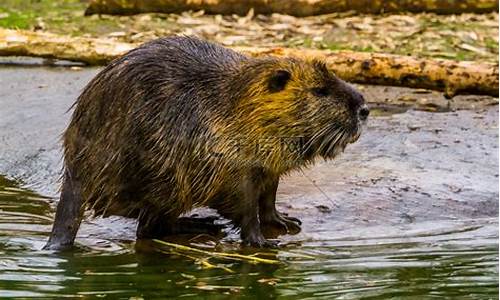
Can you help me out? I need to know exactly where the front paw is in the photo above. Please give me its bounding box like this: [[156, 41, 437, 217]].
[[261, 212, 301, 237], [279, 212, 302, 225]]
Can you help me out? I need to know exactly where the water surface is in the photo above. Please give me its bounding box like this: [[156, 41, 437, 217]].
[[0, 177, 497, 299], [0, 64, 498, 298]]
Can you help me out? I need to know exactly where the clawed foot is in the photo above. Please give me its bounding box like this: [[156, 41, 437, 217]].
[[261, 211, 301, 238]]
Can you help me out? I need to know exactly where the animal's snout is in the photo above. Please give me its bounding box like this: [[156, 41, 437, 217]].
[[358, 105, 370, 121]]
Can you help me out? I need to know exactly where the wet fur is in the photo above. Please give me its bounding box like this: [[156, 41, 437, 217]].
[[45, 36, 366, 249]]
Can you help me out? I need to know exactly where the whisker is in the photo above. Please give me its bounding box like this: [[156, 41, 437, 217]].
[[319, 127, 341, 154], [325, 129, 344, 154], [303, 124, 332, 154]]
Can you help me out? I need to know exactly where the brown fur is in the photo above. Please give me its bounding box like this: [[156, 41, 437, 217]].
[[45, 36, 368, 249]]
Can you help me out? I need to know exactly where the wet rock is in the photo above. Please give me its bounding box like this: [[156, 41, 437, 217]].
[[0, 64, 497, 243]]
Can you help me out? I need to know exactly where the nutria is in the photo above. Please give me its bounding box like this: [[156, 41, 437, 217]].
[[44, 36, 369, 250]]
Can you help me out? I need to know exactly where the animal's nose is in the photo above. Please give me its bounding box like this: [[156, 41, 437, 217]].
[[358, 105, 370, 121]]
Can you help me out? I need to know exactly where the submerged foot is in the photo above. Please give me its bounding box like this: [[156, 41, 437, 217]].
[[242, 231, 279, 248], [171, 216, 225, 236], [137, 216, 224, 239]]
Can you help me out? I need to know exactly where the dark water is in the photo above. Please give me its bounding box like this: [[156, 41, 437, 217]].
[[0, 176, 497, 299]]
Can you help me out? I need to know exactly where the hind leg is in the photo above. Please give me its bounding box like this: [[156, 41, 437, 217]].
[[137, 212, 224, 239], [259, 176, 301, 237], [43, 169, 84, 250]]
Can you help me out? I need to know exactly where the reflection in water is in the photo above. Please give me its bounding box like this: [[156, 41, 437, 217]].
[[0, 176, 497, 298]]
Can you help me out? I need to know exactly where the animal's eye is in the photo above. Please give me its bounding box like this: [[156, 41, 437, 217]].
[[311, 87, 330, 97]]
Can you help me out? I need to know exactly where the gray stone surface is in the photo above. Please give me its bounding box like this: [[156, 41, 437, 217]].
[[0, 61, 498, 245]]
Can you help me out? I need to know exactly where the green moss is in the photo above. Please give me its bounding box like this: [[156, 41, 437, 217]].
[[302, 37, 313, 48], [0, 9, 32, 29], [0, 0, 84, 29], [0, 0, 121, 35], [484, 37, 499, 51], [353, 45, 374, 52], [454, 52, 467, 61], [324, 43, 350, 51]]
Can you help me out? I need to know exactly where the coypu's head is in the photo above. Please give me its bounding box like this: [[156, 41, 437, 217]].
[[236, 57, 369, 163]]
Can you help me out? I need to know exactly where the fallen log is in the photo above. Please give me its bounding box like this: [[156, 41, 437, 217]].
[[0, 29, 136, 65], [0, 29, 497, 98], [239, 47, 499, 98], [85, 0, 499, 16]]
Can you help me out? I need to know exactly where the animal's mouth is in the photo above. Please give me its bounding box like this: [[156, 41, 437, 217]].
[[348, 128, 361, 144], [303, 119, 364, 160], [348, 117, 367, 144]]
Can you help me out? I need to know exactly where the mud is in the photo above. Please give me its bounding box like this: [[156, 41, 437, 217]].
[[0, 58, 498, 246]]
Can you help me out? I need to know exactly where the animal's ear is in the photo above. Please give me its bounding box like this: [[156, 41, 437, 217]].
[[268, 70, 291, 93]]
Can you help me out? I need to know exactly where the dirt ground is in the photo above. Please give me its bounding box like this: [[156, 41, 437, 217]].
[[1, 0, 498, 63], [0, 58, 497, 246]]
